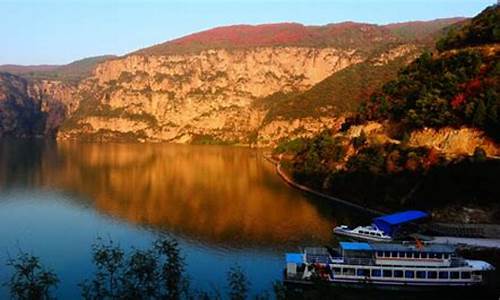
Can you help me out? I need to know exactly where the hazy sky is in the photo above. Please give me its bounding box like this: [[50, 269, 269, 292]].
[[0, 0, 495, 65]]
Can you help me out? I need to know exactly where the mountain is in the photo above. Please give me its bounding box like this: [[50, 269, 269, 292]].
[[53, 18, 460, 145], [278, 5, 500, 222], [0, 18, 462, 144], [0, 73, 46, 137], [0, 55, 116, 83]]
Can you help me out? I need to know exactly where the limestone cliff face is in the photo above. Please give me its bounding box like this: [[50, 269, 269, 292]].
[[409, 127, 500, 157], [57, 46, 414, 146]]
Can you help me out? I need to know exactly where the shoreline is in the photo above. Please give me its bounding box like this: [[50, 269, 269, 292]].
[[262, 152, 383, 216], [263, 152, 500, 248]]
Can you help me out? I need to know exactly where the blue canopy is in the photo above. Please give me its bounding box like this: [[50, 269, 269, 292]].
[[373, 210, 428, 235], [339, 242, 372, 251], [286, 253, 303, 264]]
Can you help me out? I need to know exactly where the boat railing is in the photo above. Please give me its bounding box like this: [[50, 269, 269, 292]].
[[450, 258, 467, 267], [342, 257, 376, 266]]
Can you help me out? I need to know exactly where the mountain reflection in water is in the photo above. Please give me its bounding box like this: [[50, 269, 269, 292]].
[[0, 140, 345, 248]]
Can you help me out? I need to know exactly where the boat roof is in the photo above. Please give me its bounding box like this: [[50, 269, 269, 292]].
[[373, 210, 428, 226], [339, 242, 372, 251], [286, 253, 303, 264], [371, 243, 455, 253], [339, 242, 455, 253]]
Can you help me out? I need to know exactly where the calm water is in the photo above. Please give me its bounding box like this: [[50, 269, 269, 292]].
[[0, 140, 369, 298]]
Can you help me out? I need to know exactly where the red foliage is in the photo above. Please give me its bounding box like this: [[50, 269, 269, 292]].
[[451, 93, 466, 108], [169, 23, 315, 48], [423, 148, 439, 169]]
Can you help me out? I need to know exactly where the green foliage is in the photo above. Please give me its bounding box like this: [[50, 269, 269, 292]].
[[60, 98, 158, 132], [0, 55, 115, 83], [436, 5, 500, 51], [291, 130, 347, 183], [260, 52, 413, 123], [358, 48, 499, 140], [190, 134, 236, 145], [5, 251, 59, 300], [273, 138, 307, 155], [80, 237, 188, 300], [356, 6, 500, 140]]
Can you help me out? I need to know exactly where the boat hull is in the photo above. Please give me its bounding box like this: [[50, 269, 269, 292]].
[[333, 228, 392, 242], [284, 277, 484, 291]]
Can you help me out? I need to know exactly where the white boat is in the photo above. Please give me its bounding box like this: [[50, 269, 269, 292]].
[[334, 224, 393, 242], [284, 242, 495, 290]]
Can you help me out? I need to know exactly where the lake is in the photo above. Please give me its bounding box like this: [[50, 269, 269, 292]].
[[0, 140, 370, 298]]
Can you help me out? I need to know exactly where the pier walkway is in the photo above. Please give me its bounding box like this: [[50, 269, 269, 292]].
[[430, 236, 500, 249]]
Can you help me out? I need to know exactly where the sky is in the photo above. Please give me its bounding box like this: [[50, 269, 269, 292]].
[[0, 0, 495, 65]]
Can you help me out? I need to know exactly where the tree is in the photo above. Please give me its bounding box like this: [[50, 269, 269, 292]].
[[5, 251, 59, 300], [80, 237, 188, 300], [227, 265, 249, 300], [473, 99, 487, 127], [353, 130, 367, 149], [473, 147, 487, 162]]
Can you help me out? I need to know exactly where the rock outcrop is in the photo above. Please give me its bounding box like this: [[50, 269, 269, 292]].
[[58, 45, 417, 146]]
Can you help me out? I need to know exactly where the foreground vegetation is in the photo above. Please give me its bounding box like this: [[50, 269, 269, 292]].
[[4, 236, 500, 300], [4, 237, 257, 300]]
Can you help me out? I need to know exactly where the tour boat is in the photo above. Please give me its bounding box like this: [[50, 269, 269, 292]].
[[333, 210, 429, 242], [284, 241, 495, 290], [333, 224, 393, 242]]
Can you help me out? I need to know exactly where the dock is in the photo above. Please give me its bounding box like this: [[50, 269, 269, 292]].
[[429, 236, 500, 250]]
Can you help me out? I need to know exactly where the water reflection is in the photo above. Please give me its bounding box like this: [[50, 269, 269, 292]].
[[0, 140, 338, 247]]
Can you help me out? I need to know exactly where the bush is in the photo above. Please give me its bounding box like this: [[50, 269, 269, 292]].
[[5, 251, 59, 300]]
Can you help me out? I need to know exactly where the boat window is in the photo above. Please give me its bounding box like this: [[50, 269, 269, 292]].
[[369, 232, 375, 235], [414, 253, 420, 259], [450, 272, 459, 279], [333, 267, 341, 275], [405, 271, 414, 278], [399, 252, 405, 258], [357, 269, 369, 277], [371, 269, 381, 277], [377, 251, 383, 257], [443, 254, 449, 259], [394, 270, 403, 278], [428, 271, 437, 279], [343, 268, 355, 276], [383, 270, 392, 277], [421, 253, 428, 259], [384, 251, 390, 257], [439, 271, 449, 279], [416, 271, 426, 279], [436, 253, 442, 259], [391, 251, 398, 258], [461, 272, 471, 279], [377, 233, 382, 237]]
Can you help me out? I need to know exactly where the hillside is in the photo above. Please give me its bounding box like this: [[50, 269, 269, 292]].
[[136, 19, 460, 56], [0, 55, 116, 83], [278, 5, 500, 222], [55, 18, 460, 145], [257, 44, 419, 124], [0, 73, 45, 137], [0, 18, 462, 145]]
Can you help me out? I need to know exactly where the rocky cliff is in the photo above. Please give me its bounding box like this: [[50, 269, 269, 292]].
[[0, 19, 462, 145], [59, 47, 367, 145]]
